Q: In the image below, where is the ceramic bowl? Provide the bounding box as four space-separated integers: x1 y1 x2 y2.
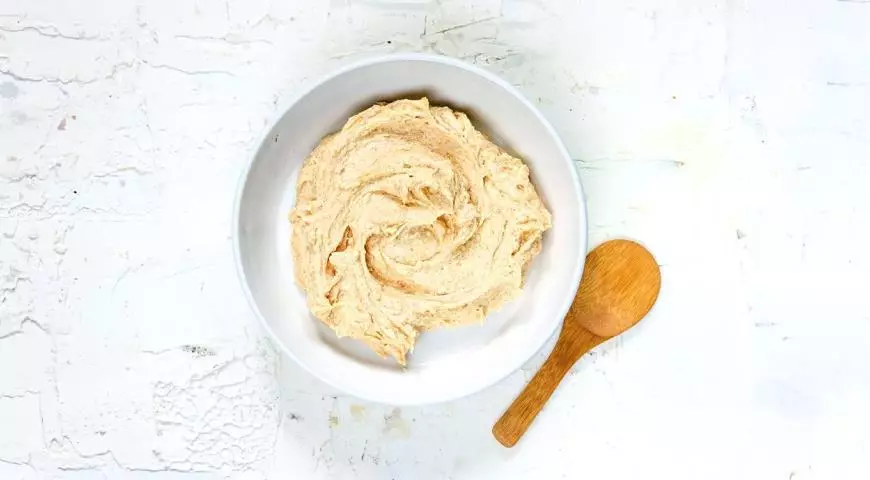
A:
233 54 586 404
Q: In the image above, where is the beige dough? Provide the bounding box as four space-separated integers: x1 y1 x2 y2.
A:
290 98 551 365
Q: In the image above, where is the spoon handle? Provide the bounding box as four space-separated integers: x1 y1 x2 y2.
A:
492 327 602 447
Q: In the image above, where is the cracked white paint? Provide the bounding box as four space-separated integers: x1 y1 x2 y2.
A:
1 0 870 479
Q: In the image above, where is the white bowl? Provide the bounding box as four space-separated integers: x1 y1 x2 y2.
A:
233 54 586 405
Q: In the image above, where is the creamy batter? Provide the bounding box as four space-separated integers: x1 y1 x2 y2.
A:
290 98 551 365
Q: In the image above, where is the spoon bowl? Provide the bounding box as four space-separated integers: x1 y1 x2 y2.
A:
572 239 661 337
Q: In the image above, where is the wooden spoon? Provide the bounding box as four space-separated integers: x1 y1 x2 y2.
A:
492 239 661 447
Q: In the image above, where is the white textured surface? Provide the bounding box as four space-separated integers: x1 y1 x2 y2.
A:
1 0 868 479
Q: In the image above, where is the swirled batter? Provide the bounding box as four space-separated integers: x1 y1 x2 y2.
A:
290 98 551 365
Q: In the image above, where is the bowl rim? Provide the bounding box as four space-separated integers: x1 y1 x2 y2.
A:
232 52 587 405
